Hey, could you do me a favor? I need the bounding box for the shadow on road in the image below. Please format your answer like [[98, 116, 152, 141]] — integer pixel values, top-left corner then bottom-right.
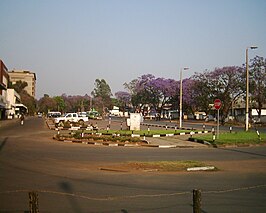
[[0, 137, 8, 152], [218, 147, 266, 158], [59, 181, 83, 213]]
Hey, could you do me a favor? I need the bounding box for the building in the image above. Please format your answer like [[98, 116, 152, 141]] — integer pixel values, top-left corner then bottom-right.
[[0, 59, 9, 119], [8, 69, 37, 98]]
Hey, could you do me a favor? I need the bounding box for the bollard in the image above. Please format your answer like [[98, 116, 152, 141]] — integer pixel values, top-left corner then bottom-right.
[[229, 126, 232, 133], [193, 189, 201, 213], [120, 122, 123, 131], [175, 125, 177, 133], [81, 131, 84, 138], [212, 132, 216, 142], [29, 191, 39, 213], [148, 126, 150, 134], [165, 125, 168, 130], [256, 128, 261, 141], [211, 126, 215, 134], [203, 124, 205, 131], [143, 133, 146, 141]]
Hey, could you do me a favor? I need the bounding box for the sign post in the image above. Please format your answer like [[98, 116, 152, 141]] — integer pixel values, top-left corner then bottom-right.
[[214, 99, 222, 139]]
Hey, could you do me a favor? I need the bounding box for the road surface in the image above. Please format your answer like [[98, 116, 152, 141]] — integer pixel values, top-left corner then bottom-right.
[[0, 117, 266, 212]]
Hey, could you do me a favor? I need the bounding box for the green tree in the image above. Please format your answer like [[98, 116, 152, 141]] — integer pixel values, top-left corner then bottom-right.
[[91, 79, 112, 114], [53, 96, 66, 112], [249, 56, 266, 121], [9, 80, 28, 93]]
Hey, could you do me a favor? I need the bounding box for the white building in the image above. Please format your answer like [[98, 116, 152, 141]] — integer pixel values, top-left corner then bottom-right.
[[6, 89, 27, 119]]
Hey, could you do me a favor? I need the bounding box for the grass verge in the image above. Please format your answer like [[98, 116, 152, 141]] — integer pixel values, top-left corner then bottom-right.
[[126, 160, 216, 172], [193, 131, 265, 146]]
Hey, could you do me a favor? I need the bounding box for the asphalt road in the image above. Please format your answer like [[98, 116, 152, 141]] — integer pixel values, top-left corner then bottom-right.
[[0, 117, 266, 212]]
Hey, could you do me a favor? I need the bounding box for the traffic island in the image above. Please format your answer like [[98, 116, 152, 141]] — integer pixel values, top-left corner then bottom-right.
[[97, 160, 218, 173]]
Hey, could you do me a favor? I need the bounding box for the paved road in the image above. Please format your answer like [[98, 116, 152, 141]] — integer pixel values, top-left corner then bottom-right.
[[0, 117, 266, 212]]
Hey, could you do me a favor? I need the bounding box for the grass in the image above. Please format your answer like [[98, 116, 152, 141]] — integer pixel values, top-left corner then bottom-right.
[[194, 131, 266, 145], [126, 160, 214, 172], [87, 129, 192, 136]]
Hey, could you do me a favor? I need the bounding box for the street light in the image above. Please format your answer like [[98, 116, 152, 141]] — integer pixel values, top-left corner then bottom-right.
[[245, 46, 258, 131], [179, 67, 189, 128]]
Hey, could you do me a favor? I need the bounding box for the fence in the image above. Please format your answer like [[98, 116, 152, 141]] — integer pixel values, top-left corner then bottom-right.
[[1, 184, 266, 212]]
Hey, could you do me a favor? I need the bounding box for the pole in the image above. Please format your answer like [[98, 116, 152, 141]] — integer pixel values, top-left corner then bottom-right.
[[179, 68, 183, 129], [245, 46, 258, 131], [179, 67, 189, 128], [193, 189, 201, 213], [29, 191, 39, 213], [217, 109, 219, 139], [245, 48, 249, 131]]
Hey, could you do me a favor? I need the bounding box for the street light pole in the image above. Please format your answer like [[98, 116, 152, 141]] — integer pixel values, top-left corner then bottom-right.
[[179, 67, 189, 129], [245, 46, 257, 131]]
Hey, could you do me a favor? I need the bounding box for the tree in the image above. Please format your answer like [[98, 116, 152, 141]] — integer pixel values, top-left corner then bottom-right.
[[191, 67, 245, 123], [91, 79, 112, 114], [115, 91, 131, 115], [9, 80, 37, 115], [127, 74, 178, 115], [9, 80, 28, 93], [146, 77, 178, 114], [249, 56, 266, 121], [19, 90, 36, 115], [38, 94, 57, 113], [53, 96, 66, 112], [61, 94, 91, 113]]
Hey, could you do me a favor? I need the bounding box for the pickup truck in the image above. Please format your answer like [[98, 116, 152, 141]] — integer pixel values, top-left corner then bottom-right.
[[54, 113, 88, 126]]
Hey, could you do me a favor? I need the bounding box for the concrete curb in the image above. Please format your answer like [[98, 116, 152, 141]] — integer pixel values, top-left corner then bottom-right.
[[187, 166, 216, 171], [54, 137, 202, 149], [48, 119, 210, 148]]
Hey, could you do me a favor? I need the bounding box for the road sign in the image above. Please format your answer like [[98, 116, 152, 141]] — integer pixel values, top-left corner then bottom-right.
[[214, 99, 222, 110]]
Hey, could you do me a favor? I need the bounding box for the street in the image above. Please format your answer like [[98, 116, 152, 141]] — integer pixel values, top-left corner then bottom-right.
[[0, 117, 266, 212]]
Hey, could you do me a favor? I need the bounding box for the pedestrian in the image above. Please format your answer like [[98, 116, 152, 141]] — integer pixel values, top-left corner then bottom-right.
[[20, 114, 25, 125]]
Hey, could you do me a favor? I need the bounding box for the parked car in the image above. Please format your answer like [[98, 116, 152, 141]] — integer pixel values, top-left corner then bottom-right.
[[47, 111, 61, 118], [87, 111, 102, 119]]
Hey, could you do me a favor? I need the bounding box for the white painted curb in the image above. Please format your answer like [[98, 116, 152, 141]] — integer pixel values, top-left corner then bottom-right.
[[187, 166, 215, 171]]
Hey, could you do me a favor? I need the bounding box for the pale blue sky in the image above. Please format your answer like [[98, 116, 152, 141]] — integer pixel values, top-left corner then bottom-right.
[[1, 0, 265, 99]]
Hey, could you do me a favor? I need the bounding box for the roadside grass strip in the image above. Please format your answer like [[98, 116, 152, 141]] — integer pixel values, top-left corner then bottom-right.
[[191, 131, 266, 146], [124, 160, 217, 172]]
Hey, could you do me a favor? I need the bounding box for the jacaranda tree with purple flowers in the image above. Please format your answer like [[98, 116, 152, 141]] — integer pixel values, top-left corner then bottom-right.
[[127, 74, 178, 115], [192, 66, 244, 123]]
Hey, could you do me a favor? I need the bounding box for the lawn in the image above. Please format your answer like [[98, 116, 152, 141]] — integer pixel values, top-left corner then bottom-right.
[[193, 131, 265, 145]]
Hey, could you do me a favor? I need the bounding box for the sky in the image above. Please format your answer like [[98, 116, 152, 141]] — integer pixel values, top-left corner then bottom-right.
[[0, 0, 265, 99]]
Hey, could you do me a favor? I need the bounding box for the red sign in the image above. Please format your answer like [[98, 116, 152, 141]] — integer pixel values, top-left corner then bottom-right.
[[214, 99, 222, 110]]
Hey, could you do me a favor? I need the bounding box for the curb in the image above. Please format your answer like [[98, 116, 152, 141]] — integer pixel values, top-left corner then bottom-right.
[[53, 137, 202, 149], [187, 166, 216, 171], [48, 120, 210, 148]]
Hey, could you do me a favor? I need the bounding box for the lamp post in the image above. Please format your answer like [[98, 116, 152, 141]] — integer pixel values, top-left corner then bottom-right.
[[245, 46, 257, 131], [179, 67, 189, 128]]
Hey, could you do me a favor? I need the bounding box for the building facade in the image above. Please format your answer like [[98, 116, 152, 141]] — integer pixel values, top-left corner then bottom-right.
[[8, 69, 37, 98], [0, 60, 9, 119]]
